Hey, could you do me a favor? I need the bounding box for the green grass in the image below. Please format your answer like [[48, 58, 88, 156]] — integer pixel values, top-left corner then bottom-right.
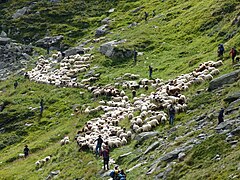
[[0, 0, 240, 179]]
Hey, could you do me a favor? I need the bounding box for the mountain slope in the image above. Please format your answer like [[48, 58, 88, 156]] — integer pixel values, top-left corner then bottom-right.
[[0, 0, 240, 179]]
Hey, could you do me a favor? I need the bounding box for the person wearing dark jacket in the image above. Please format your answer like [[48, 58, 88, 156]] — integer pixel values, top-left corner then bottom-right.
[[24, 145, 29, 158], [40, 98, 44, 117], [218, 108, 224, 124], [149, 66, 153, 79], [95, 135, 103, 156], [168, 105, 176, 125], [14, 81, 18, 89], [217, 44, 224, 58]]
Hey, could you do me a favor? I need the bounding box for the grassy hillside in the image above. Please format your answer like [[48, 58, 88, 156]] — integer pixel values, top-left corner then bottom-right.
[[0, 0, 240, 179]]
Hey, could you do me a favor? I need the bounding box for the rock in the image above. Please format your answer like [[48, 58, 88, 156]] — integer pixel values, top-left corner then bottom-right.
[[215, 121, 232, 131], [64, 46, 84, 56], [131, 6, 145, 13], [144, 141, 160, 155], [101, 17, 111, 24], [126, 162, 147, 173], [119, 152, 132, 158], [225, 98, 240, 115], [108, 8, 115, 13], [0, 31, 7, 37], [226, 134, 234, 142], [197, 133, 207, 139], [208, 70, 240, 91], [0, 41, 33, 80], [95, 25, 109, 37], [178, 152, 186, 161], [116, 152, 132, 164], [49, 0, 60, 2], [161, 149, 182, 162], [135, 132, 159, 144], [46, 170, 60, 180], [12, 7, 29, 19], [195, 114, 207, 122], [231, 127, 240, 136], [99, 40, 134, 59], [154, 163, 174, 180], [128, 22, 138, 28], [100, 170, 112, 177], [229, 140, 238, 145], [224, 92, 240, 103], [0, 37, 11, 45], [35, 35, 64, 48]]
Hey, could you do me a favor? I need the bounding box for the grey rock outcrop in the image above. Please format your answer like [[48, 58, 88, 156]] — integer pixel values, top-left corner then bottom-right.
[[95, 25, 109, 37], [99, 40, 134, 59], [144, 141, 160, 155], [64, 46, 84, 56], [0, 37, 11, 45], [101, 17, 111, 25], [35, 35, 64, 48], [0, 31, 7, 37], [231, 127, 240, 136], [208, 70, 240, 91], [135, 132, 159, 144], [224, 92, 240, 103], [12, 7, 29, 19], [0, 39, 33, 80]]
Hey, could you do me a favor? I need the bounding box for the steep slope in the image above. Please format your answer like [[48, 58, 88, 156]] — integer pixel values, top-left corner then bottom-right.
[[0, 0, 240, 179]]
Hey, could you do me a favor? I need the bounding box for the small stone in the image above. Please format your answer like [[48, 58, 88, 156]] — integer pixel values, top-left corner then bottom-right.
[[178, 152, 186, 161]]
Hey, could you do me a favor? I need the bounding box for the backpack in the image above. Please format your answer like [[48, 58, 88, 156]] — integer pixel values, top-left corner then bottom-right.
[[110, 170, 115, 178], [110, 170, 118, 178]]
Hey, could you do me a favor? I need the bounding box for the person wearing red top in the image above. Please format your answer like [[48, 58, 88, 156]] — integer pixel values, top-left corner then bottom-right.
[[101, 146, 109, 170], [229, 47, 237, 64]]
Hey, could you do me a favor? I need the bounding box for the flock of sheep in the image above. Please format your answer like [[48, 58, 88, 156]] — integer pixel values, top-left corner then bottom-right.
[[26, 52, 223, 165], [75, 59, 223, 152], [27, 52, 94, 87]]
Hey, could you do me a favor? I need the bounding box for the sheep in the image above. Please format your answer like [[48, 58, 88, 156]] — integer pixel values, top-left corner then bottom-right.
[[126, 130, 132, 139], [149, 119, 159, 128], [60, 136, 70, 145], [18, 153, 25, 158], [120, 90, 126, 97], [161, 115, 167, 124], [117, 129, 124, 137], [128, 113, 134, 119], [142, 123, 152, 132], [121, 137, 128, 145], [35, 160, 41, 167], [213, 60, 223, 67], [45, 155, 51, 162], [210, 69, 220, 76], [136, 118, 143, 126], [132, 123, 140, 133], [203, 74, 213, 81]]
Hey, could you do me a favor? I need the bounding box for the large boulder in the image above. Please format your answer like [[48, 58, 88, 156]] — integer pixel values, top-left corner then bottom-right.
[[0, 37, 11, 45], [95, 24, 109, 37], [208, 69, 240, 91], [101, 17, 111, 25], [0, 41, 33, 80], [99, 40, 134, 59], [35, 35, 64, 48], [224, 92, 240, 103], [12, 7, 29, 19], [0, 31, 7, 37], [231, 127, 240, 136], [135, 131, 159, 144], [144, 141, 160, 155], [63, 46, 84, 57]]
